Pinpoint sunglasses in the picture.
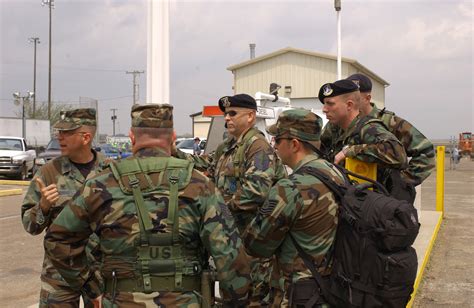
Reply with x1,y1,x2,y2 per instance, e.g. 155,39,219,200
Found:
224,110,250,117
274,137,292,145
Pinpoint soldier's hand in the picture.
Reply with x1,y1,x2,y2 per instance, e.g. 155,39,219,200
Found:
35,177,59,214
334,150,346,165
91,295,102,308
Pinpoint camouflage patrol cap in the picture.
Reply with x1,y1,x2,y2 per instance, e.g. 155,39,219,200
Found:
53,108,96,131
267,109,323,148
131,104,173,128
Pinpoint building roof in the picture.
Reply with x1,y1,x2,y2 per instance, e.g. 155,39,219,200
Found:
227,46,389,86
189,111,202,118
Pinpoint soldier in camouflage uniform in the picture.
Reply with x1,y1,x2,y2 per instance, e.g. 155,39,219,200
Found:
244,109,345,307
318,80,408,192
44,104,251,307
321,75,434,202
178,94,286,306
346,74,435,193
21,108,106,308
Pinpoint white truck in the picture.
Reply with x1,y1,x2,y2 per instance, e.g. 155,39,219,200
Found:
0,136,37,180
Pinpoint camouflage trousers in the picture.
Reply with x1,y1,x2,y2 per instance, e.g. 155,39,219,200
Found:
247,256,272,307
38,280,94,308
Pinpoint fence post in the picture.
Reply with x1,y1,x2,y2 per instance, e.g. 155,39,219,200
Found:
436,146,445,217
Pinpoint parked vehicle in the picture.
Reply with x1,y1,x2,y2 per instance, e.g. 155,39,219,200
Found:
35,138,61,167
96,144,121,160
0,136,37,180
458,132,472,157
176,138,206,155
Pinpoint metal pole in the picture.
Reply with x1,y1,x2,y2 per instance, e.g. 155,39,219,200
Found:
126,70,144,105
44,0,54,120
22,99,26,139
29,37,40,118
147,0,170,105
335,0,342,80
111,108,117,136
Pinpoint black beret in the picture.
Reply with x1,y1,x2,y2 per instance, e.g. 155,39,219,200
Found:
218,94,257,112
318,79,359,104
347,73,372,92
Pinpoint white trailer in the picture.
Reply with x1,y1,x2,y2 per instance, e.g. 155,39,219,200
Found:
0,117,51,147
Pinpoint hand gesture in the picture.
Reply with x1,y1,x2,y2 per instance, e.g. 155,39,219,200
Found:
35,177,59,214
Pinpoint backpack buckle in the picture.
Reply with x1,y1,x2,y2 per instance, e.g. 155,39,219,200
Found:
129,178,140,188
169,175,178,184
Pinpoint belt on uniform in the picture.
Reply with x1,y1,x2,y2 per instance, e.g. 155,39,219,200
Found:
105,276,201,294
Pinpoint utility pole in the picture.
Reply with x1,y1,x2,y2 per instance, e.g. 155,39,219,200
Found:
110,108,117,136
29,37,40,118
335,0,342,80
42,0,54,120
126,70,145,105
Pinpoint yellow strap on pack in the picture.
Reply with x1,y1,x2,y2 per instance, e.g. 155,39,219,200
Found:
345,157,377,184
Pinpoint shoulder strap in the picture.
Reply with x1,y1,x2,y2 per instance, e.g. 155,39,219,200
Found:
289,233,332,306
233,128,263,179
350,116,386,144
377,108,395,129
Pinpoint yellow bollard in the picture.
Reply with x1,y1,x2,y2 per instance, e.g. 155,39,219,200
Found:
436,146,445,217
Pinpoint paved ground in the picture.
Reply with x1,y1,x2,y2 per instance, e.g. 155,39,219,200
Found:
0,156,472,307
413,157,474,308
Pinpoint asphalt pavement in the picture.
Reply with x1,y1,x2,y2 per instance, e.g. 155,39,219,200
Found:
0,156,472,307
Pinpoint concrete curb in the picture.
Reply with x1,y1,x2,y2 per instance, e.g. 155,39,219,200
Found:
406,214,443,308
0,189,23,196
0,180,31,186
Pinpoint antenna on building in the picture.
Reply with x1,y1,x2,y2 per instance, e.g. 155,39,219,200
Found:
249,43,256,59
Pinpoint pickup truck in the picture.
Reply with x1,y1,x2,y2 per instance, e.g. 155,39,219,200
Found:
0,136,37,180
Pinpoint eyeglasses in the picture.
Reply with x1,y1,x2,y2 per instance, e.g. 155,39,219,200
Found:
274,137,292,145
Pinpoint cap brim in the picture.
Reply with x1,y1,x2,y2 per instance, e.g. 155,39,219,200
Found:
53,121,81,131
266,124,278,136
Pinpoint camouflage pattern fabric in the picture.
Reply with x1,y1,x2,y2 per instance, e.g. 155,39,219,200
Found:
339,116,407,168
44,147,251,307
178,127,286,306
321,104,433,185
369,103,435,185
21,150,107,307
131,103,173,128
243,154,344,307
320,122,343,162
266,109,322,149
53,108,97,131
319,115,407,169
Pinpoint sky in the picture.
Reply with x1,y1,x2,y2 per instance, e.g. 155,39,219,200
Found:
0,0,472,139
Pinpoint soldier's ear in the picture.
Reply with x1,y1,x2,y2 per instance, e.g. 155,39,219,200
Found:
129,129,135,145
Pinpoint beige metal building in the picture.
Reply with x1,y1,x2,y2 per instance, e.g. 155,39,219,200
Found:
189,112,211,139
227,47,389,110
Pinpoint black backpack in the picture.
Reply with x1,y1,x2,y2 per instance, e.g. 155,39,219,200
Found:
291,165,420,308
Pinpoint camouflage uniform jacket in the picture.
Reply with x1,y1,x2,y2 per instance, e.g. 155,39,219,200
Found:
181,127,286,231
21,150,107,288
44,147,251,306
243,154,344,303
368,103,435,185
320,121,343,162
320,116,408,170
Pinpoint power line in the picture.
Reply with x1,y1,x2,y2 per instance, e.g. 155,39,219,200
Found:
1,61,129,73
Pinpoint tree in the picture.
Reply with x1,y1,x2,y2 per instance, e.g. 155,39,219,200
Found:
15,100,71,125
